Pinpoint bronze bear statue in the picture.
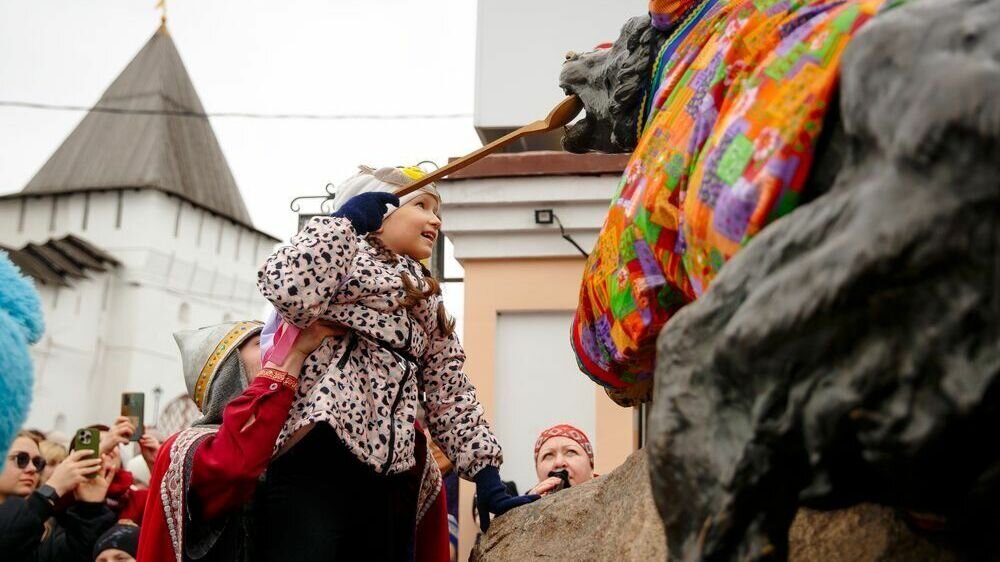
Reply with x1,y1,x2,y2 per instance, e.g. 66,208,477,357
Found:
561,0,1000,560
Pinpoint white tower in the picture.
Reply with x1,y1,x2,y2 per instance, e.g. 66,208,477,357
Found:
0,24,278,434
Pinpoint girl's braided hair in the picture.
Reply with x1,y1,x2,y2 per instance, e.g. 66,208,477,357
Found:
391,163,455,337
401,265,455,337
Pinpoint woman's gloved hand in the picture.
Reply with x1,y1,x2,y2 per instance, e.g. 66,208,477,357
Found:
474,466,540,533
330,192,400,235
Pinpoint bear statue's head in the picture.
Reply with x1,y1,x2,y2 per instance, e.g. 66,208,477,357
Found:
559,16,666,154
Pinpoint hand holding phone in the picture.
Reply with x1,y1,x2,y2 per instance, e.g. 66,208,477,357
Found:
548,469,571,492
70,428,101,479
120,393,145,443
101,417,136,455
528,469,573,497
46,449,103,494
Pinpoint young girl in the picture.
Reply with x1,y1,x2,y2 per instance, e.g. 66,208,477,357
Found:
255,165,535,561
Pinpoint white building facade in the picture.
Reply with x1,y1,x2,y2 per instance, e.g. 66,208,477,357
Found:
447,3,644,556
0,26,277,435
474,0,642,149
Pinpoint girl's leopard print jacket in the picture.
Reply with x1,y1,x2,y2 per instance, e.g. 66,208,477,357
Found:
258,216,502,478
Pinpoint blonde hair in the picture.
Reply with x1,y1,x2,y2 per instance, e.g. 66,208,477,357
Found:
15,430,41,445
38,440,67,466
388,164,454,336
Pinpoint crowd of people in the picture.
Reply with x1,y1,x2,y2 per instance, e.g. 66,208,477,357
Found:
0,418,156,562
0,412,596,562
1,165,604,562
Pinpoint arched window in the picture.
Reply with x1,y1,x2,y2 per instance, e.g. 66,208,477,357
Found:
158,394,201,437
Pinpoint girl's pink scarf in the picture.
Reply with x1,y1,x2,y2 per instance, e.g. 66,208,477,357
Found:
260,308,300,367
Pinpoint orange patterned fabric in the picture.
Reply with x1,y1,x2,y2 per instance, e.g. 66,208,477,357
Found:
649,0,699,29
573,0,893,389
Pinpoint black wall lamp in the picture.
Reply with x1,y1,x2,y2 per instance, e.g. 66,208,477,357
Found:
534,209,554,225
534,208,588,257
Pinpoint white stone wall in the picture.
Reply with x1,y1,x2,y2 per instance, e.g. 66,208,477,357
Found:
475,0,640,128
27,275,112,434
438,173,619,259
0,191,278,434
493,310,599,492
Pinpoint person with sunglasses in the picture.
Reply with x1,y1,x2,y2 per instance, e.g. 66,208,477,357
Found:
0,430,116,562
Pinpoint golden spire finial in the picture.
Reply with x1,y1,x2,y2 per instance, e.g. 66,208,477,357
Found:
156,0,167,26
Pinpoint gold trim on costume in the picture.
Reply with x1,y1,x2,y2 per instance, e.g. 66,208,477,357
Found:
256,367,297,391
192,321,261,408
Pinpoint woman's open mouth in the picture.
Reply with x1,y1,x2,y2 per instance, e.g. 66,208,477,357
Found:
421,231,436,243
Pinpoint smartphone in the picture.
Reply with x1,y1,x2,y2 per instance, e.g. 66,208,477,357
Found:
71,428,101,478
121,392,145,442
548,469,571,492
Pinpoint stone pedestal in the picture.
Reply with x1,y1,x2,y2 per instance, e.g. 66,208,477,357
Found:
472,449,959,561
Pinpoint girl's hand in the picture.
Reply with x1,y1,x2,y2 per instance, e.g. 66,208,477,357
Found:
74,454,116,503
474,466,540,532
139,434,161,471
46,449,102,497
331,192,400,235
101,416,135,454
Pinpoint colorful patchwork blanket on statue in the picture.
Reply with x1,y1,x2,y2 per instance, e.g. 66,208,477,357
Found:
572,0,894,392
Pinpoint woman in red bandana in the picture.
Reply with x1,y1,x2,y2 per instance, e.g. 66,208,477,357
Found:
528,424,598,497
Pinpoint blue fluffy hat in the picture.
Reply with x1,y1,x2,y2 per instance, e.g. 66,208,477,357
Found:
0,251,44,458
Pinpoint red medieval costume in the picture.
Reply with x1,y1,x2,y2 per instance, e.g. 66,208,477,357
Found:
105,469,148,524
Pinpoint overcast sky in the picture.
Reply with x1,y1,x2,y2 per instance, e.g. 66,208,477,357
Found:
0,0,482,239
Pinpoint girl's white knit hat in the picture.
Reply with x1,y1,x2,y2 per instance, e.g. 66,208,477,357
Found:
331,165,441,218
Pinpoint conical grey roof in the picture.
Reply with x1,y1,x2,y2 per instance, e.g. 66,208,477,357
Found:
22,25,252,226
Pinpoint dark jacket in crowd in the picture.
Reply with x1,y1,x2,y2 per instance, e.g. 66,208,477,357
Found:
0,490,116,562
